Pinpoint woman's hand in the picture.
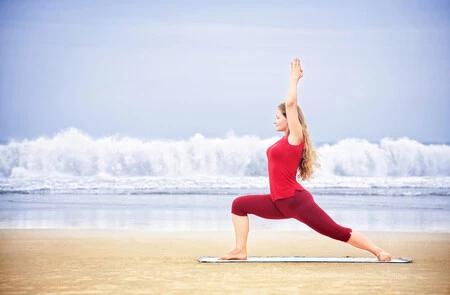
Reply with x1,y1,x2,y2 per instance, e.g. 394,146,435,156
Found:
290,57,304,81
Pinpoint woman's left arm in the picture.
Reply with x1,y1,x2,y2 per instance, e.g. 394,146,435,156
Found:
285,58,304,145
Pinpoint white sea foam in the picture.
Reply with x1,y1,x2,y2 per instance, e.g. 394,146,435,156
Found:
0,128,449,179
316,137,450,177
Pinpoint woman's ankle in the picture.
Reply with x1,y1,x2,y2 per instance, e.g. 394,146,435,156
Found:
234,246,247,252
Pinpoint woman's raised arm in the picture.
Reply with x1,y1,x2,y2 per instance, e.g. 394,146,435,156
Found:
285,57,304,145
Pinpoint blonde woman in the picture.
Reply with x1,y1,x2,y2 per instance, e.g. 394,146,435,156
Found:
220,58,391,262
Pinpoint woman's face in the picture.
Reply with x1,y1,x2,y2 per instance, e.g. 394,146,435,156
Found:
274,109,288,132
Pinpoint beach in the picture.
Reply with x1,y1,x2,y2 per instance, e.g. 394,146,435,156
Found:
1,229,449,294
1,136,449,294
2,0,450,293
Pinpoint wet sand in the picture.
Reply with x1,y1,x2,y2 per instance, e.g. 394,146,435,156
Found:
0,230,449,294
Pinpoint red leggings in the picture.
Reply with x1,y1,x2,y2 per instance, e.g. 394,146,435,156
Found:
231,190,352,242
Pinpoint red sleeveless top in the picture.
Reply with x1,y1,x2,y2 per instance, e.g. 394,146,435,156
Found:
266,136,305,201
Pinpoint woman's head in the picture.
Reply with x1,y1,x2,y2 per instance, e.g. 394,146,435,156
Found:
276,103,320,181
275,103,306,134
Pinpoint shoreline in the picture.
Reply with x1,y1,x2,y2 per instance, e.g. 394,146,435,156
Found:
2,190,449,233
1,229,449,294
1,227,449,237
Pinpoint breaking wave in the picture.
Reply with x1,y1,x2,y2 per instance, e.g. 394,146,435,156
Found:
1,128,449,178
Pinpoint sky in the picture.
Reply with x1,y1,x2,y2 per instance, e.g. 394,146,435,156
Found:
0,0,449,143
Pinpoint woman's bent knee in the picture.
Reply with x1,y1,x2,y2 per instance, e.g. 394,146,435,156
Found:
231,196,248,216
329,228,352,242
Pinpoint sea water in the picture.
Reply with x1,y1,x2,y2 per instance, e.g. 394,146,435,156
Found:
0,128,449,232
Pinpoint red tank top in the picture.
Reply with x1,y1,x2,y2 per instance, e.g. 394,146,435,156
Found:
266,136,305,201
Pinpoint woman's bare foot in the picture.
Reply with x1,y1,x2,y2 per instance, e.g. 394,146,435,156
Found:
219,248,248,260
376,250,392,262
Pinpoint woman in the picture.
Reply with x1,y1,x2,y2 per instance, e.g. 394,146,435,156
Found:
220,58,391,262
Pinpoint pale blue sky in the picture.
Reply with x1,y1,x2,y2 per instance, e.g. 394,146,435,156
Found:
1,0,449,143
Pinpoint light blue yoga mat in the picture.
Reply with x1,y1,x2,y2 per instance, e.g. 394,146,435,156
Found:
197,256,412,263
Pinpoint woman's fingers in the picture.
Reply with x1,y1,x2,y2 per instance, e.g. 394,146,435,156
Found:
292,58,302,70
291,58,304,79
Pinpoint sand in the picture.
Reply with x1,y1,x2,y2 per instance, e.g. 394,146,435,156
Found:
0,230,449,294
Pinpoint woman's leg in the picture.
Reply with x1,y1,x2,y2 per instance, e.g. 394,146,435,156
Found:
220,214,250,260
347,231,391,261
220,194,287,260
275,190,352,242
275,190,391,261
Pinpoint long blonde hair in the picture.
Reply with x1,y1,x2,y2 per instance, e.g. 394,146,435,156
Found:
278,103,320,181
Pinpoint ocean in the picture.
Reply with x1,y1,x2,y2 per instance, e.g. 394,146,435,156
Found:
0,128,449,232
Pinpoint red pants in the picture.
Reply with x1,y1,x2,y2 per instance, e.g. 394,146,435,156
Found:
231,190,352,242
